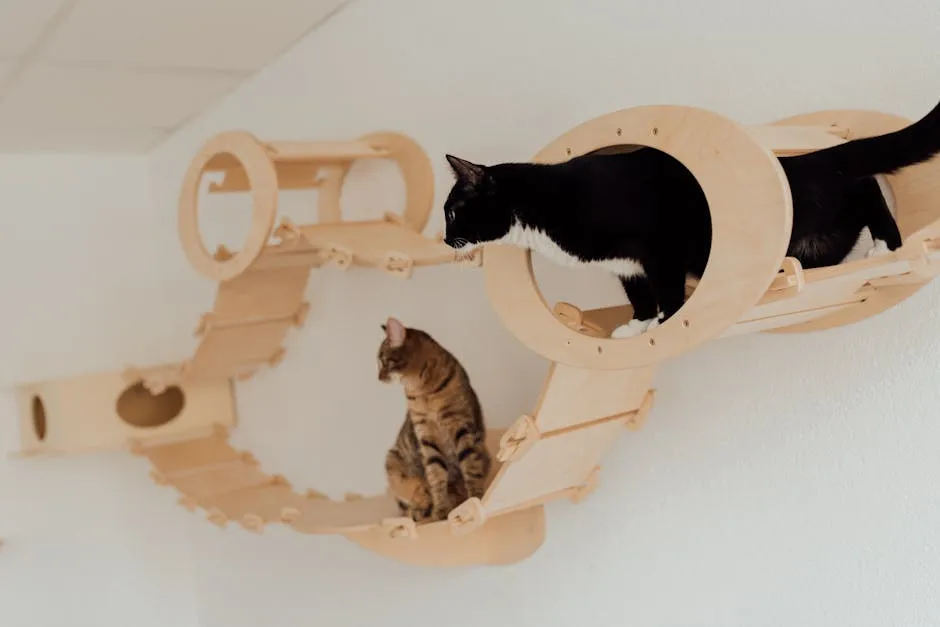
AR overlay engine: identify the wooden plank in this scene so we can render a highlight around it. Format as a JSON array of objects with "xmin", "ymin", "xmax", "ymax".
[
  {"xmin": 266, "ymin": 140, "xmax": 388, "ymax": 162},
  {"xmin": 188, "ymin": 321, "xmax": 292, "ymax": 380},
  {"xmin": 722, "ymin": 301, "xmax": 859, "ymax": 337},
  {"xmin": 483, "ymin": 418, "xmax": 624, "ymax": 515},
  {"xmin": 208, "ymin": 266, "xmax": 311, "ymax": 323},
  {"xmin": 345, "ymin": 505, "xmax": 545, "ymax": 567},
  {"xmin": 297, "ymin": 221, "xmax": 461, "ymax": 267},
  {"xmin": 747, "ymin": 124, "xmax": 847, "ymax": 155},
  {"xmin": 535, "ymin": 364, "xmax": 654, "ymax": 432},
  {"xmin": 144, "ymin": 433, "xmax": 243, "ymax": 475}
]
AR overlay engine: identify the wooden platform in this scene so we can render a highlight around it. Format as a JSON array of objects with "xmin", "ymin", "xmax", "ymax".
[
  {"xmin": 296, "ymin": 220, "xmax": 470, "ymax": 270},
  {"xmin": 134, "ymin": 426, "xmax": 545, "ymax": 567},
  {"xmin": 552, "ymin": 242, "xmax": 940, "ymax": 341}
]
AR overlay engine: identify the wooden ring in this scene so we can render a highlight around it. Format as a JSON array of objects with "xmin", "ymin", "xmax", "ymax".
[
  {"xmin": 178, "ymin": 131, "xmax": 279, "ymax": 281},
  {"xmin": 764, "ymin": 108, "xmax": 940, "ymax": 334},
  {"xmin": 317, "ymin": 132, "xmax": 434, "ymax": 232},
  {"xmin": 483, "ymin": 105, "xmax": 792, "ymax": 369}
]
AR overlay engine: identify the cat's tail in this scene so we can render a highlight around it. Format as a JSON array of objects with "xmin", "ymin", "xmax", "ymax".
[{"xmin": 792, "ymin": 97, "xmax": 940, "ymax": 178}]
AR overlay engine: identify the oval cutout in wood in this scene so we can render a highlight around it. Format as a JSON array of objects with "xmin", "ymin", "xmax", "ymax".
[
  {"xmin": 116, "ymin": 383, "xmax": 185, "ymax": 428},
  {"xmin": 32, "ymin": 395, "xmax": 47, "ymax": 441}
]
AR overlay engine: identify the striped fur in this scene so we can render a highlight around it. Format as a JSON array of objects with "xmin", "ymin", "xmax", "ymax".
[{"xmin": 378, "ymin": 317, "xmax": 491, "ymax": 523}]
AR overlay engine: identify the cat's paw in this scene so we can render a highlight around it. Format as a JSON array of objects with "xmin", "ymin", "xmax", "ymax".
[
  {"xmin": 611, "ymin": 317, "xmax": 658, "ymax": 339},
  {"xmin": 866, "ymin": 239, "xmax": 891, "ymax": 258},
  {"xmin": 408, "ymin": 504, "xmax": 434, "ymax": 523},
  {"xmin": 430, "ymin": 506, "xmax": 451, "ymax": 522}
]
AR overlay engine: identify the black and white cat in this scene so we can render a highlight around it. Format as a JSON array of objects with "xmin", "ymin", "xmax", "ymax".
[{"xmin": 441, "ymin": 98, "xmax": 940, "ymax": 338}]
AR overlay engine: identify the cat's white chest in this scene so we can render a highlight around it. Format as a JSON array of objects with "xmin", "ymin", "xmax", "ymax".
[{"xmin": 497, "ymin": 224, "xmax": 645, "ymax": 277}]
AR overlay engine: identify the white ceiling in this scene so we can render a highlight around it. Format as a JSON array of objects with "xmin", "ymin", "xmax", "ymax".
[{"xmin": 0, "ymin": 0, "xmax": 349, "ymax": 153}]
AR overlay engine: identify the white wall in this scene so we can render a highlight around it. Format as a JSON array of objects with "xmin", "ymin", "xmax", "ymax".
[
  {"xmin": 0, "ymin": 155, "xmax": 201, "ymax": 627},
  {"xmin": 5, "ymin": 0, "xmax": 940, "ymax": 625}
]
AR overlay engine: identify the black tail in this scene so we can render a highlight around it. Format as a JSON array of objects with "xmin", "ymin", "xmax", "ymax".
[{"xmin": 790, "ymin": 98, "xmax": 940, "ymax": 178}]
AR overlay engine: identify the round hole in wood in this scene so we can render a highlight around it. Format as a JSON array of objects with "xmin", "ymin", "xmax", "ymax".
[
  {"xmin": 565, "ymin": 147, "xmax": 572, "ymax": 155},
  {"xmin": 682, "ymin": 319, "xmax": 691, "ymax": 328},
  {"xmin": 596, "ymin": 345, "xmax": 603, "ymax": 354},
  {"xmin": 178, "ymin": 132, "xmax": 279, "ymax": 282},
  {"xmin": 483, "ymin": 105, "xmax": 791, "ymax": 369},
  {"xmin": 31, "ymin": 395, "xmax": 47, "ymax": 441},
  {"xmin": 648, "ymin": 337, "xmax": 656, "ymax": 346},
  {"xmin": 116, "ymin": 383, "xmax": 185, "ymax": 429},
  {"xmin": 616, "ymin": 128, "xmax": 623, "ymax": 136},
  {"xmin": 540, "ymin": 143, "xmax": 709, "ymax": 342},
  {"xmin": 651, "ymin": 127, "xmax": 659, "ymax": 136}
]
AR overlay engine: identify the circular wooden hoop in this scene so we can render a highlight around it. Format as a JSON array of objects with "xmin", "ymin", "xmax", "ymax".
[
  {"xmin": 178, "ymin": 131, "xmax": 279, "ymax": 281},
  {"xmin": 483, "ymin": 105, "xmax": 793, "ymax": 370},
  {"xmin": 317, "ymin": 132, "xmax": 434, "ymax": 232},
  {"xmin": 766, "ymin": 109, "xmax": 940, "ymax": 334}
]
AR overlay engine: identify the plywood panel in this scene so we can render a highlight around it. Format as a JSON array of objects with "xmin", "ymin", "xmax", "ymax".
[
  {"xmin": 188, "ymin": 321, "xmax": 292, "ymax": 379},
  {"xmin": 535, "ymin": 364, "xmax": 655, "ymax": 432},
  {"xmin": 483, "ymin": 418, "xmax": 625, "ymax": 514},
  {"xmin": 15, "ymin": 369, "xmax": 234, "ymax": 455}
]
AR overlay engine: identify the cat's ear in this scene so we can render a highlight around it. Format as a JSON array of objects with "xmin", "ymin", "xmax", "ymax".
[
  {"xmin": 446, "ymin": 154, "xmax": 486, "ymax": 187},
  {"xmin": 384, "ymin": 317, "xmax": 406, "ymax": 347}
]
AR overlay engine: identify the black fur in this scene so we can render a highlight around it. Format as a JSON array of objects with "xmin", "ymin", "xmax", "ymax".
[{"xmin": 442, "ymin": 99, "xmax": 940, "ymax": 323}]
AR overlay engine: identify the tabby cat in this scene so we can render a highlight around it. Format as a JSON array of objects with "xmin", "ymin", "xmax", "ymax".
[
  {"xmin": 440, "ymin": 97, "xmax": 940, "ymax": 339},
  {"xmin": 378, "ymin": 317, "xmax": 491, "ymax": 522}
]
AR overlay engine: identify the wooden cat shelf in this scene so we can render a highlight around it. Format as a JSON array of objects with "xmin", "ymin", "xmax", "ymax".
[
  {"xmin": 178, "ymin": 130, "xmax": 479, "ymax": 283},
  {"xmin": 12, "ymin": 104, "xmax": 940, "ymax": 568},
  {"xmin": 485, "ymin": 106, "xmax": 940, "ymax": 368}
]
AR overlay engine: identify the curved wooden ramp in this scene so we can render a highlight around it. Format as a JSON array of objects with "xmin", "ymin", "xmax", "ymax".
[
  {"xmin": 462, "ymin": 366, "xmax": 656, "ymax": 522},
  {"xmin": 133, "ymin": 426, "xmax": 544, "ymax": 567}
]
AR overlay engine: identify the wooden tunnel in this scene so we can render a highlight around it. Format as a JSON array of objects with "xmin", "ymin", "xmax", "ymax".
[
  {"xmin": 485, "ymin": 106, "xmax": 940, "ymax": 370},
  {"xmin": 178, "ymin": 130, "xmax": 479, "ymax": 283},
  {"xmin": 12, "ymin": 104, "xmax": 940, "ymax": 568}
]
